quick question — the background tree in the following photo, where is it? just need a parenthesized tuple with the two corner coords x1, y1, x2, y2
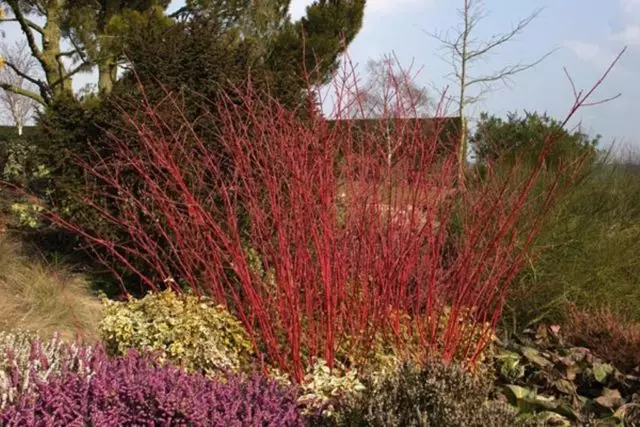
(33, 3, 366, 295)
(429, 0, 551, 182)
(0, 1, 176, 103)
(0, 39, 39, 135)
(61, 1, 173, 95)
(350, 54, 429, 119)
(0, 0, 365, 103)
(470, 111, 600, 168)
(342, 54, 432, 168)
(0, 0, 78, 105)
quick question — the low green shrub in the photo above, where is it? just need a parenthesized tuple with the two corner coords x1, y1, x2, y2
(99, 289, 254, 376)
(337, 360, 522, 427)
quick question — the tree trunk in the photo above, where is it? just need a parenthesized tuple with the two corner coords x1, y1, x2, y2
(41, 0, 73, 100)
(98, 62, 114, 94)
(96, 0, 121, 95)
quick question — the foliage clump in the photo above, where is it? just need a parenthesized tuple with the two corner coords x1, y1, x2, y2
(297, 359, 365, 420)
(501, 157, 640, 330)
(0, 331, 95, 410)
(470, 111, 599, 167)
(0, 348, 305, 426)
(492, 324, 640, 425)
(99, 289, 254, 376)
(338, 359, 521, 427)
(564, 305, 640, 374)
(0, 235, 102, 342)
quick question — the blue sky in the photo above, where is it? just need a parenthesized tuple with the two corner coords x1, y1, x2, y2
(290, 0, 638, 150)
(2, 0, 638, 150)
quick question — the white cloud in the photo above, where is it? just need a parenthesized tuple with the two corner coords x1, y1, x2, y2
(612, 0, 640, 46)
(564, 0, 639, 69)
(621, 0, 640, 14)
(612, 24, 640, 46)
(563, 40, 607, 65)
(563, 39, 629, 74)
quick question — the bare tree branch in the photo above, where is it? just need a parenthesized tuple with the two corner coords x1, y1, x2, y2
(0, 40, 42, 130)
(0, 82, 44, 105)
(3, 60, 46, 90)
(51, 60, 93, 88)
(0, 17, 45, 35)
(4, 1, 45, 67)
(425, 0, 552, 184)
(465, 50, 555, 89)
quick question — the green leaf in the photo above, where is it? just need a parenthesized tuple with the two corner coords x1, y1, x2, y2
(521, 346, 552, 368)
(593, 363, 614, 383)
(597, 415, 624, 426)
(504, 384, 532, 402)
(554, 378, 576, 395)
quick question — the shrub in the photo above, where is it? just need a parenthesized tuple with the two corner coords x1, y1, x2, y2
(501, 158, 640, 331)
(33, 9, 364, 296)
(0, 332, 95, 410)
(491, 324, 640, 425)
(470, 111, 599, 167)
(338, 360, 521, 427)
(0, 348, 306, 426)
(0, 235, 102, 342)
(0, 126, 41, 188)
(99, 289, 255, 376)
(297, 359, 365, 420)
(37, 57, 615, 380)
(564, 305, 640, 374)
(334, 306, 497, 378)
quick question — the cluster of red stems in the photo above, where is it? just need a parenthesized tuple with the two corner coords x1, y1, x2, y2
(40, 56, 620, 382)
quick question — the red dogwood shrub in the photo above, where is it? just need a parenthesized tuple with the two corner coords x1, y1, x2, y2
(34, 56, 620, 381)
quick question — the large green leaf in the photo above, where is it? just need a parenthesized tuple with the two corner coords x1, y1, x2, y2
(593, 362, 614, 383)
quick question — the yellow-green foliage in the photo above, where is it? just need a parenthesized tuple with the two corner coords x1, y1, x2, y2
(0, 235, 102, 342)
(298, 359, 365, 419)
(335, 306, 495, 378)
(99, 289, 254, 376)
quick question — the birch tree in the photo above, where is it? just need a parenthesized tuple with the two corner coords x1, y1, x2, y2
(0, 40, 38, 134)
(429, 0, 552, 182)
(353, 55, 429, 119)
(349, 54, 429, 167)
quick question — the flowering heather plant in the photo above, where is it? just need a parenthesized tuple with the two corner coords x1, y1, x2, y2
(0, 331, 94, 410)
(0, 347, 306, 426)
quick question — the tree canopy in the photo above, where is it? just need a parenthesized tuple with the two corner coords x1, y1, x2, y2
(470, 111, 600, 168)
(0, 0, 365, 105)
